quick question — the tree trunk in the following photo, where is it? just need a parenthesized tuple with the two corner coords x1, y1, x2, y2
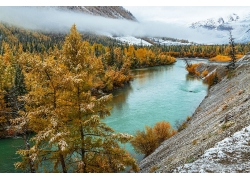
(57, 145, 67, 173)
(23, 133, 36, 173)
(80, 126, 86, 173)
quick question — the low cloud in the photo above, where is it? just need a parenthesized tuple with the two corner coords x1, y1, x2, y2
(0, 6, 229, 44)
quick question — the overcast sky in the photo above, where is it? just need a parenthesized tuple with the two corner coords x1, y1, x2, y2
(2, 0, 250, 6)
(124, 6, 250, 25)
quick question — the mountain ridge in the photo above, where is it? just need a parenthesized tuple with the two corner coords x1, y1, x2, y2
(58, 6, 137, 21)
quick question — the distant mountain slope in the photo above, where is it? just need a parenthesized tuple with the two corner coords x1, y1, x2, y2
(190, 13, 250, 43)
(59, 6, 137, 21)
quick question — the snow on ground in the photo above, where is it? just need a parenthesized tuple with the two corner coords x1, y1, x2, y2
(149, 37, 192, 46)
(160, 40, 191, 46)
(114, 36, 152, 46)
(174, 125, 250, 173)
(113, 36, 193, 46)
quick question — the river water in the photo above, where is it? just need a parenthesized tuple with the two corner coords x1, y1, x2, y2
(0, 58, 208, 173)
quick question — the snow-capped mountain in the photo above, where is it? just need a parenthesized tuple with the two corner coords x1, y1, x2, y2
(190, 13, 250, 43)
(190, 13, 239, 31)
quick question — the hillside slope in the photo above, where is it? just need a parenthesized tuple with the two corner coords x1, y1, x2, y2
(59, 6, 137, 21)
(139, 60, 250, 173)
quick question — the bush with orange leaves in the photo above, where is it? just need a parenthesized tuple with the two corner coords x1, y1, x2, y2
(186, 63, 201, 76)
(204, 71, 219, 88)
(131, 121, 176, 157)
(201, 69, 209, 77)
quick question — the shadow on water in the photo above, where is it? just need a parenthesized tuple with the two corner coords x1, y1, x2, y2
(0, 137, 24, 173)
(110, 84, 133, 111)
(186, 74, 201, 81)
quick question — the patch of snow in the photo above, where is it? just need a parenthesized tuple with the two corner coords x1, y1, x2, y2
(114, 36, 152, 46)
(174, 125, 250, 173)
(160, 40, 191, 46)
(149, 37, 192, 46)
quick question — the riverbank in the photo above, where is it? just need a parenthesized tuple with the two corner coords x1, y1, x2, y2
(138, 61, 250, 172)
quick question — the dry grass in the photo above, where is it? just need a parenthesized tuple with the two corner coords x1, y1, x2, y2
(149, 166, 159, 173)
(221, 121, 235, 130)
(222, 104, 228, 111)
(186, 116, 191, 121)
(192, 139, 198, 145)
(238, 89, 245, 95)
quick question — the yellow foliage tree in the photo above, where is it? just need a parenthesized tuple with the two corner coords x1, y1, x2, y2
(14, 24, 139, 173)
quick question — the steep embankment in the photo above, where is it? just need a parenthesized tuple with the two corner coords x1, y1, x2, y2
(139, 60, 250, 173)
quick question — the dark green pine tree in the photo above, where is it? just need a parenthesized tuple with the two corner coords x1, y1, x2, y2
(4, 64, 27, 119)
(227, 31, 236, 70)
(107, 44, 115, 67)
(5, 64, 35, 172)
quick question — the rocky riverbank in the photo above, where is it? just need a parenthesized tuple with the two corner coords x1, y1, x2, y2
(138, 59, 250, 173)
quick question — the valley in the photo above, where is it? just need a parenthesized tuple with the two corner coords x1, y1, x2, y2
(0, 6, 250, 173)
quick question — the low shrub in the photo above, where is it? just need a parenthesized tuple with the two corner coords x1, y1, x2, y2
(131, 121, 176, 157)
(149, 166, 159, 173)
(221, 121, 235, 130)
(186, 116, 191, 121)
(186, 63, 201, 76)
(192, 139, 198, 145)
(201, 69, 209, 77)
(204, 72, 219, 88)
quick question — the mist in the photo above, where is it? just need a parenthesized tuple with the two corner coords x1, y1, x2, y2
(0, 6, 229, 44)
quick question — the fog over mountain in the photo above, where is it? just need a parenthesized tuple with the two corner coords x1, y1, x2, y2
(0, 6, 249, 44)
(0, 6, 227, 44)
